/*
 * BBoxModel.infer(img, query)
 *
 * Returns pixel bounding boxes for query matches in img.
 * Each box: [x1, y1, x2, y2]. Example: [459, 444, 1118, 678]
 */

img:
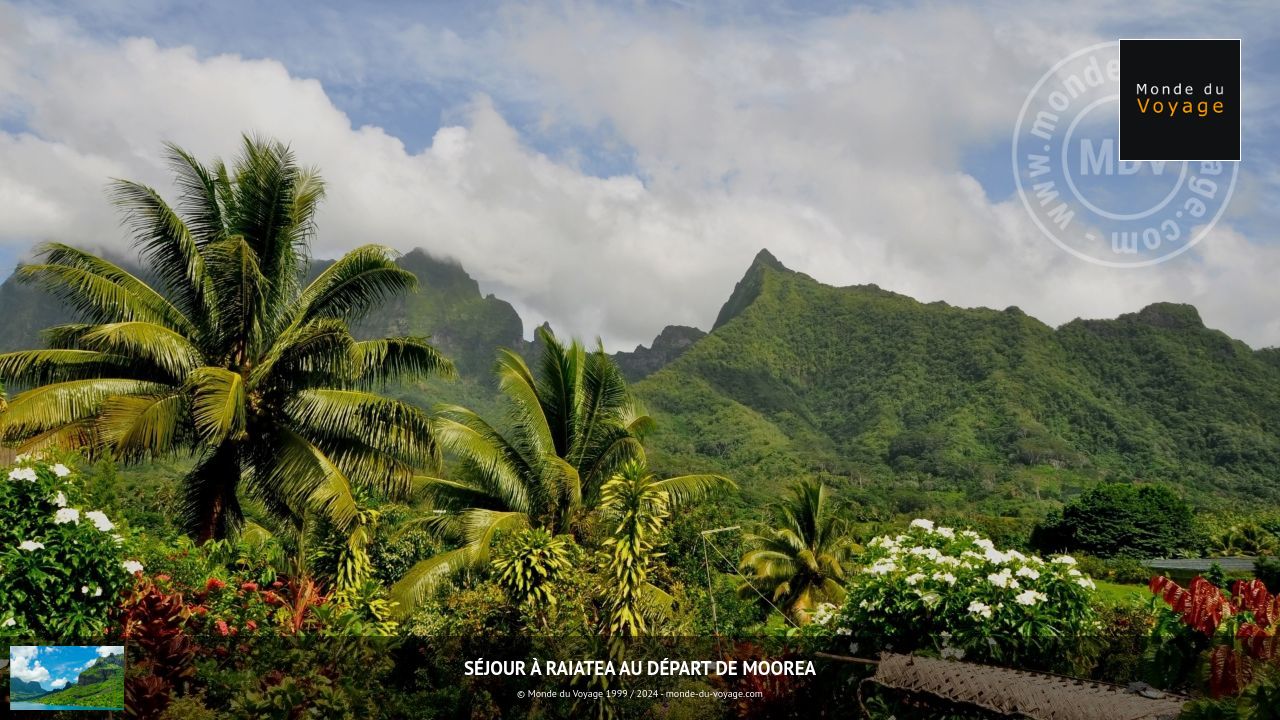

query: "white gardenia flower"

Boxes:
[54, 508, 80, 525]
[933, 572, 957, 585]
[936, 527, 955, 539]
[18, 540, 45, 551]
[1015, 589, 1048, 606]
[967, 601, 993, 618]
[80, 585, 89, 594]
[1052, 555, 1077, 566]
[51, 491, 67, 508]
[121, 560, 144, 575]
[987, 570, 1019, 589]
[8, 467, 37, 482]
[905, 573, 926, 586]
[983, 548, 1009, 564]
[920, 591, 941, 608]
[960, 530, 980, 538]
[866, 560, 898, 575]
[52, 464, 71, 478]
[909, 518, 935, 532]
[1076, 577, 1097, 590]
[974, 539, 996, 551]
[1015, 566, 1040, 580]
[835, 627, 852, 636]
[93, 587, 103, 597]
[84, 511, 115, 532]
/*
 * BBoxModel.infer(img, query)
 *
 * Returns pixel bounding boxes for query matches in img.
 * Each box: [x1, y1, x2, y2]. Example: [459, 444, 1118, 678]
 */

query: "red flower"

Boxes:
[154, 574, 171, 582]
[245, 620, 258, 631]
[205, 578, 226, 592]
[240, 582, 259, 592]
[215, 620, 229, 637]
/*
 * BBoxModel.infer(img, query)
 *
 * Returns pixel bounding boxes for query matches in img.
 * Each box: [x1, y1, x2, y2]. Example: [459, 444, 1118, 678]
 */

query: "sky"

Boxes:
[9, 645, 123, 691]
[0, 1, 1278, 350]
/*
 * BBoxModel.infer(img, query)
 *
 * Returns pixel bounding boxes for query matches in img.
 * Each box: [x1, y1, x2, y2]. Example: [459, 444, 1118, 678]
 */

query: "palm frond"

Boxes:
[97, 392, 188, 463]
[293, 245, 417, 325]
[0, 378, 168, 443]
[186, 367, 246, 445]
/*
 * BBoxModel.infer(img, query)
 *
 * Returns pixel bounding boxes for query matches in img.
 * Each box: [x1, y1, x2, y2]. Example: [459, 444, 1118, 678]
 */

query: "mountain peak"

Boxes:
[1131, 302, 1204, 330]
[712, 249, 791, 330]
[750, 248, 787, 272]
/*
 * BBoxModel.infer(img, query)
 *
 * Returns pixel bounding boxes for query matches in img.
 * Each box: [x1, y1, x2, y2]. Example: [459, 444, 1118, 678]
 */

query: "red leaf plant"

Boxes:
[1151, 575, 1280, 697]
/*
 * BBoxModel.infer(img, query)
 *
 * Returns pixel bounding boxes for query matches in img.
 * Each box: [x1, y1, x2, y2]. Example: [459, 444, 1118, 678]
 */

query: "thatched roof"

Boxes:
[871, 654, 1186, 720]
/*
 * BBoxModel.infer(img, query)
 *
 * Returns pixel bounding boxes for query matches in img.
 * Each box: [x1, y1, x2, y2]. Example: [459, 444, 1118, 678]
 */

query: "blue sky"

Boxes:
[9, 645, 123, 690]
[1, 1, 1278, 348]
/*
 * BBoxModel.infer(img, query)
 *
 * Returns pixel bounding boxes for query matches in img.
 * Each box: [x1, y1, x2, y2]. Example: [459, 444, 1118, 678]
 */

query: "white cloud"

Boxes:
[95, 645, 124, 657]
[49, 677, 68, 689]
[0, 1, 1277, 350]
[9, 646, 51, 684]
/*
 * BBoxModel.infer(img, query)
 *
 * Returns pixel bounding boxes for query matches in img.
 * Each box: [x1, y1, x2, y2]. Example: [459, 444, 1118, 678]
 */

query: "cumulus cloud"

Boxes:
[49, 677, 69, 689]
[0, 1, 1277, 349]
[96, 645, 124, 657]
[9, 646, 51, 684]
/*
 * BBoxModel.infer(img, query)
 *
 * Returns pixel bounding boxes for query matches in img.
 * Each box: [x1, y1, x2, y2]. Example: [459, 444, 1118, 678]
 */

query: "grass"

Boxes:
[1094, 580, 1149, 607]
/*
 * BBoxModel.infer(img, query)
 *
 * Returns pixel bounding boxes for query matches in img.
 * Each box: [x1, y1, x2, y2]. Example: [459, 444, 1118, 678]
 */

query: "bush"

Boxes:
[0, 457, 142, 639]
[1031, 483, 1198, 558]
[818, 520, 1099, 673]
[1256, 556, 1280, 589]
[1076, 555, 1152, 585]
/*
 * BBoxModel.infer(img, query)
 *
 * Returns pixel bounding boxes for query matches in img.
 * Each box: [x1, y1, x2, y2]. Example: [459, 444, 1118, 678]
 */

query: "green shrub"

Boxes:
[820, 520, 1099, 673]
[0, 457, 142, 638]
[1255, 556, 1280, 589]
[1031, 483, 1198, 558]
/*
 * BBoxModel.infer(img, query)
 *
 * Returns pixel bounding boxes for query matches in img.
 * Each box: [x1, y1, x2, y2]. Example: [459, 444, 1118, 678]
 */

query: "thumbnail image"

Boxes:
[9, 646, 125, 712]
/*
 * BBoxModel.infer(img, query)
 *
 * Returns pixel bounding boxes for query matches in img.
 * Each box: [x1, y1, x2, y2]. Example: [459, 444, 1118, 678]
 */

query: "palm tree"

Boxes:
[599, 459, 680, 636]
[738, 478, 851, 624]
[392, 327, 727, 611]
[0, 137, 453, 541]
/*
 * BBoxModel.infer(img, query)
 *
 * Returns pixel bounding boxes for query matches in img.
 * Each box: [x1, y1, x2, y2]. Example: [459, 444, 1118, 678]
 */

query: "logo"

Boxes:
[1012, 42, 1238, 267]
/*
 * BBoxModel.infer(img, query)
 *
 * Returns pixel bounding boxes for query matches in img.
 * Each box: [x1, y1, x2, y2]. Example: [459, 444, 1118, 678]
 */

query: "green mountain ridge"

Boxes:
[31, 654, 125, 708]
[633, 250, 1280, 511]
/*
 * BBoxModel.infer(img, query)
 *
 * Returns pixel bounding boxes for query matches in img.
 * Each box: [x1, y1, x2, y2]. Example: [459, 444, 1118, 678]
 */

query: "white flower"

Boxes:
[2, 617, 15, 627]
[1067, 568, 1082, 577]
[920, 591, 941, 608]
[54, 508, 80, 525]
[932, 572, 957, 585]
[18, 540, 45, 551]
[909, 518, 935, 532]
[835, 627, 852, 636]
[987, 569, 1019, 589]
[1051, 555, 1077, 566]
[121, 560, 144, 575]
[1076, 577, 1096, 590]
[1015, 567, 1040, 580]
[93, 587, 102, 597]
[51, 491, 67, 507]
[974, 539, 996, 551]
[960, 530, 980, 539]
[967, 601, 993, 619]
[936, 527, 955, 539]
[905, 573, 926, 586]
[941, 646, 966, 660]
[84, 511, 115, 532]
[52, 463, 71, 477]
[983, 547, 1009, 564]
[1006, 550, 1026, 562]
[1015, 589, 1047, 605]
[111, 534, 124, 545]
[866, 560, 898, 575]
[8, 467, 37, 482]
[14, 453, 31, 463]
[81, 585, 90, 594]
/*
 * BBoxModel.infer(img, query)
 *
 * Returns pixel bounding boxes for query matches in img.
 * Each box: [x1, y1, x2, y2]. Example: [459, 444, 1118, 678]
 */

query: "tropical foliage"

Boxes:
[392, 327, 726, 610]
[737, 478, 851, 624]
[0, 137, 452, 541]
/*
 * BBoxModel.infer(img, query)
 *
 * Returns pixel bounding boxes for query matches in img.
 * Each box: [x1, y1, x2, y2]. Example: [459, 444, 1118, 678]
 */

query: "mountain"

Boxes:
[10, 677, 47, 701]
[29, 654, 124, 709]
[632, 250, 1280, 511]
[614, 325, 707, 381]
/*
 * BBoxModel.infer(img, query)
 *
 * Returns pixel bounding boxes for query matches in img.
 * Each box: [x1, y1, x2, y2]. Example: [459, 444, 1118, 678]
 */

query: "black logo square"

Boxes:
[1119, 39, 1240, 161]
